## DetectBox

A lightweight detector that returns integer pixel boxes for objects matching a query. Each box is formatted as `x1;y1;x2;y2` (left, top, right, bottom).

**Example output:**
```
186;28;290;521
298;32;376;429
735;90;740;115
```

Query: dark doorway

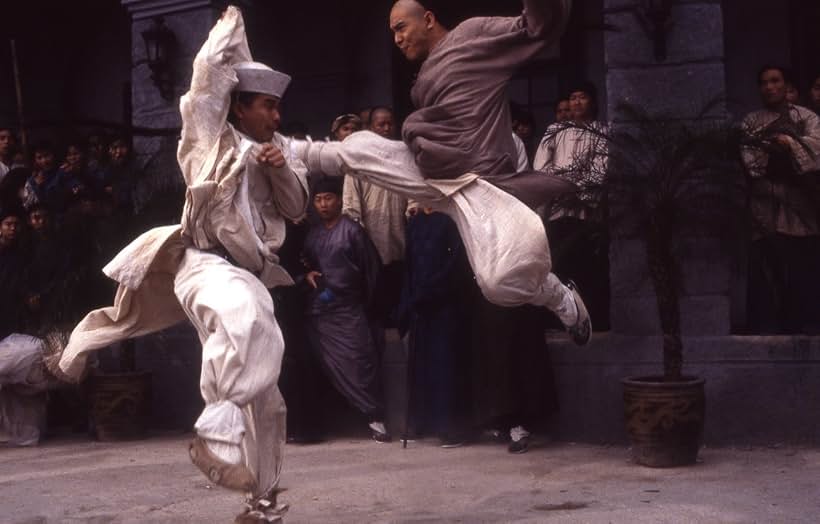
789;0;820;91
0;1;131;136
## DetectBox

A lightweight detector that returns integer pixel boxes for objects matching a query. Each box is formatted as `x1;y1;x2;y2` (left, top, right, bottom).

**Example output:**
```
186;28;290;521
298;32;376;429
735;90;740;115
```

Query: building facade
2;0;818;443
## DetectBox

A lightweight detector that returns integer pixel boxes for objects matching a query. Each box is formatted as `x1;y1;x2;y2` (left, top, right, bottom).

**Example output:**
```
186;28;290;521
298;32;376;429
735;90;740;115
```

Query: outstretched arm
177;6;251;186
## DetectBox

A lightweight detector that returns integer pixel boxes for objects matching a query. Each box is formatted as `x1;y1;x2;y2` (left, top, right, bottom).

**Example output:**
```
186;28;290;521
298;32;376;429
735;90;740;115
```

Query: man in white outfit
55;7;307;522
292;0;591;344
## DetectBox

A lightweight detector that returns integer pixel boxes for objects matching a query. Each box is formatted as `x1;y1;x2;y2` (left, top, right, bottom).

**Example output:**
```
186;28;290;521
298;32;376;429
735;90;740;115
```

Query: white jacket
59;8;307;379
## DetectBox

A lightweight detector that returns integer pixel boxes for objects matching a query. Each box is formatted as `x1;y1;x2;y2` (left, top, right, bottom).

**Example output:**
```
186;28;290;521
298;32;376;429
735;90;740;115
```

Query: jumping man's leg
290;133;591;344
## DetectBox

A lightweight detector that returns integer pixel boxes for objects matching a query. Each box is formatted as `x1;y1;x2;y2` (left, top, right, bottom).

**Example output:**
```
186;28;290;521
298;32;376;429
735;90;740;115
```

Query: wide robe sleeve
177;6;251;187
254;134;308;222
342;176;364;224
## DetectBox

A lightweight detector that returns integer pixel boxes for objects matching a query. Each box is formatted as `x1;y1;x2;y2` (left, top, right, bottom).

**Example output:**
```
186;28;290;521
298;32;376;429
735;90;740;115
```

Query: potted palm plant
543;100;777;467
42;175;184;441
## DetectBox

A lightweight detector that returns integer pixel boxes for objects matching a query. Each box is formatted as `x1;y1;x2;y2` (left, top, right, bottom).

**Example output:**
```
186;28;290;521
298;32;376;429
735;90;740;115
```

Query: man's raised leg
290;133;591;344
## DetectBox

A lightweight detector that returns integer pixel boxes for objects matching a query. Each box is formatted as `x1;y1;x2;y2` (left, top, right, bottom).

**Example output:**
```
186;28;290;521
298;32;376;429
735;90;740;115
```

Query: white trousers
173;249;286;498
0;334;47;447
303;132;568;312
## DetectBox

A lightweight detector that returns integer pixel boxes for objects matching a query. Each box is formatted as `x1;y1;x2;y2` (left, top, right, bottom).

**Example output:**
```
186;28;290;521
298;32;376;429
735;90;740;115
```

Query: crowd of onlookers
0;130;144;446
2;66;820;449
0;131;140;340
278;68;820;452
276;106;560;451
277;88;610;451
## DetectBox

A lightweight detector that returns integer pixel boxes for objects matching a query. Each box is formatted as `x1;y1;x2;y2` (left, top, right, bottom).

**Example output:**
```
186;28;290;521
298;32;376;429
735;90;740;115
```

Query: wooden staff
10;39;28;157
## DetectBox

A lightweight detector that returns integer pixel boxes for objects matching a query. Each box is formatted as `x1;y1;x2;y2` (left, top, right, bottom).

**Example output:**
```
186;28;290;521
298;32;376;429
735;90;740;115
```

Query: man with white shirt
343;107;408;330
512;132;530;172
54;8;307;522
533;81;607;197
533;81;610;330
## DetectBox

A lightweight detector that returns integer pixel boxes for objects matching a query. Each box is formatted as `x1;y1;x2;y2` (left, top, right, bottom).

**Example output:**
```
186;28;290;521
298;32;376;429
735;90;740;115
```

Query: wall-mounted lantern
139;17;175;100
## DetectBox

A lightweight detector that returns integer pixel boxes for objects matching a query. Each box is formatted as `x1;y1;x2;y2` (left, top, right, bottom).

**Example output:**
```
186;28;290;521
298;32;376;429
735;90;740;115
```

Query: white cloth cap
233;61;291;98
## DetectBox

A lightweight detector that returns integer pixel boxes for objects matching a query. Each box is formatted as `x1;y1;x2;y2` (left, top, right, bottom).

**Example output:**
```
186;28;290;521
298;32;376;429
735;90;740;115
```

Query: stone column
121;0;226;205
121;0;227;430
603;0;731;335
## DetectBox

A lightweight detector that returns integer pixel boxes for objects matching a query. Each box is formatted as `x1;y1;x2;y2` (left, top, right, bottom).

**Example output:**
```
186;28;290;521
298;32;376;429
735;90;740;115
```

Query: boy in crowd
302;176;389;442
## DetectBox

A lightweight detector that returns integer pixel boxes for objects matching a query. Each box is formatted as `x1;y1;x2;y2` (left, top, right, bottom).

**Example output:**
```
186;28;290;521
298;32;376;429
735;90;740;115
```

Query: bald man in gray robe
292;0;591;344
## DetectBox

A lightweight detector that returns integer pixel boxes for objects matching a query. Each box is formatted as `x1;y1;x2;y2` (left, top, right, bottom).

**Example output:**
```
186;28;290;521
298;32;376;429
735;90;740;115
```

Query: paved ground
2;434;819;523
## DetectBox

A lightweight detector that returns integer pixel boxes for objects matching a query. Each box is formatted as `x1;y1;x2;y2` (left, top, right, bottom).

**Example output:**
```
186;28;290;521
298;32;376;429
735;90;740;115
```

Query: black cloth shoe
508;426;531;454
508;435;530;454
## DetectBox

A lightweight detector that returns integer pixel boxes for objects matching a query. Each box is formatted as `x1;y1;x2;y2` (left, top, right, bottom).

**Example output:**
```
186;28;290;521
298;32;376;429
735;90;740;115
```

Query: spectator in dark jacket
0;205;28;339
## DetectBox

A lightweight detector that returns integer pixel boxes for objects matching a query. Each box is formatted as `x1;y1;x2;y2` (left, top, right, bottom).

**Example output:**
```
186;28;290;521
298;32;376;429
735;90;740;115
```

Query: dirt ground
2;435;819;523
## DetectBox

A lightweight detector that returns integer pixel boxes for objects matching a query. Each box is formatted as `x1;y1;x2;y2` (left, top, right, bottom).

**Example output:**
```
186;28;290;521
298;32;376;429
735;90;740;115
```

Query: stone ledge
546;332;820;445
609;295;731;336
547;333;820;364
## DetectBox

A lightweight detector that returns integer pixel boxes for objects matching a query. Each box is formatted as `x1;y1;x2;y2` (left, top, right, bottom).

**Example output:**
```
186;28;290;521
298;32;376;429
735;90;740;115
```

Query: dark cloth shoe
508;426;531;454
508;435;530;454
189;437;257;493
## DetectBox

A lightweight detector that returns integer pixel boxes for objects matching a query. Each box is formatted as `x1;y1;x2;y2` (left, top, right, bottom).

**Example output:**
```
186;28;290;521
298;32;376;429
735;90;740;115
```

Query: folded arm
269;161;309;221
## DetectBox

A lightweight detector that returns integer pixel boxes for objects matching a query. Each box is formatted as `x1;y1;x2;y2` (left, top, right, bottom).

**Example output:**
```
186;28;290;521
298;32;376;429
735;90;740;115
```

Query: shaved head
390;0;448;63
392;0;426;17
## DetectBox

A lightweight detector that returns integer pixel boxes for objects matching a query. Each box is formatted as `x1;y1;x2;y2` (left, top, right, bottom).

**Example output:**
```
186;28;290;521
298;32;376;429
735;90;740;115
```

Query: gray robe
302;217;383;418
403;0;573;206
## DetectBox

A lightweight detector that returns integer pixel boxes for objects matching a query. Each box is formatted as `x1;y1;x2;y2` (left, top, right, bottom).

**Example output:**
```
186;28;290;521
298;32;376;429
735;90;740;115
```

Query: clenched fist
257;143;287;169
